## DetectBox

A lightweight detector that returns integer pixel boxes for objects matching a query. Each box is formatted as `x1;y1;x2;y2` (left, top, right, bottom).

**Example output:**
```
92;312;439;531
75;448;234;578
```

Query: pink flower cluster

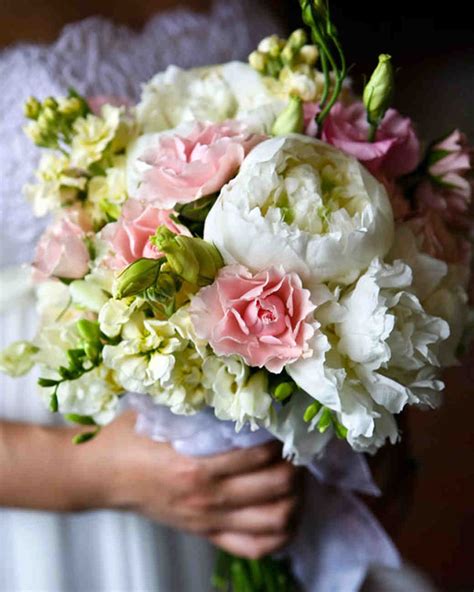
416;129;472;229
137;121;266;209
100;198;189;270
190;265;317;373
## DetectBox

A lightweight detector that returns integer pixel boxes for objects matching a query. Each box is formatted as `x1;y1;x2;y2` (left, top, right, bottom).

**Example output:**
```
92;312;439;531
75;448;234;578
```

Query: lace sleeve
0;0;281;267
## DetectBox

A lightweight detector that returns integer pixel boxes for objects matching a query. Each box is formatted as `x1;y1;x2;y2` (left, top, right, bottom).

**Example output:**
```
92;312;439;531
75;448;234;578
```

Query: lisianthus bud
24;97;41;120
114;257;163;299
151;226;223;286
363;54;394;128
272;95;304;136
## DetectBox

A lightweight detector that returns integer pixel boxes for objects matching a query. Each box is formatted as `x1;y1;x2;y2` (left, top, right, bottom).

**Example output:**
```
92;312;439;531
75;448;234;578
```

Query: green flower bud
298;44;319;66
0;340;39;377
272;95;304;136
114;258;163;299
363;54;394;128
303;400;322;423
76;319;101;344
151;227;223;286
24;96;41;120
281;29;308;65
43;96;58;110
248;50;267;73
258;34;284;58
58;97;83;117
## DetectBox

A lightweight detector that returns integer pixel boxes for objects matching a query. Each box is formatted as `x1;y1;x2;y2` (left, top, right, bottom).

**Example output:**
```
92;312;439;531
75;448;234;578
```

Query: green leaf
72;428;100;445
64;414;97;426
38;377;59;388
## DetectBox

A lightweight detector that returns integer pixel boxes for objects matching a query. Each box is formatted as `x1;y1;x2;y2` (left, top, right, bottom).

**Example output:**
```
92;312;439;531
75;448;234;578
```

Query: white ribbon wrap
128;394;400;591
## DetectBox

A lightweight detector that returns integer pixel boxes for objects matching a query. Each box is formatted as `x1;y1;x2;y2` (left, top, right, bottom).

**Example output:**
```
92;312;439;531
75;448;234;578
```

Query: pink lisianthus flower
100;198;190;270
137;121;266;209
33;212;90;281
415;129;472;229
189;265;317;373
87;96;133;115
409;209;471;266
322;101;420;179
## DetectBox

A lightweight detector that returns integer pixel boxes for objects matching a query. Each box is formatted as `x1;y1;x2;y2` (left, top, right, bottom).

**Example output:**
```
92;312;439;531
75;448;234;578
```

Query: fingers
213;461;302;508
199;441;283;479
208;531;290;560
220;495;300;535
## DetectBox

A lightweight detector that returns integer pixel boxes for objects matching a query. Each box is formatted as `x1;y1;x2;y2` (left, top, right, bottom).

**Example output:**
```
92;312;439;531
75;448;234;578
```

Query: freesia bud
258;34;284;58
114;258;163;299
272;95;304;136
24;97;41;120
248;50;267;73
151;226;223;286
281;29;308;65
43;96;58;110
298;44;319;65
363;54;394;128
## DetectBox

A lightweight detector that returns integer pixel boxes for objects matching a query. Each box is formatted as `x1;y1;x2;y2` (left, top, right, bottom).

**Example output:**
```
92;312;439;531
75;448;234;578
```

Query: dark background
285;3;474;590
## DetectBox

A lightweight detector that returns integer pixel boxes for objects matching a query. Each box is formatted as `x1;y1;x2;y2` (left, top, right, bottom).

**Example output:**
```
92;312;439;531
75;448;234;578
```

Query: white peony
136;62;283;134
286;257;450;452
202;356;273;430
204;135;394;288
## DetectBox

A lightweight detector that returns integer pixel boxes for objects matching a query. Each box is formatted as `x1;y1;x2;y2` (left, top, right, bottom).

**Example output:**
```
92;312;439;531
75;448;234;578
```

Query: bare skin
0;411;302;559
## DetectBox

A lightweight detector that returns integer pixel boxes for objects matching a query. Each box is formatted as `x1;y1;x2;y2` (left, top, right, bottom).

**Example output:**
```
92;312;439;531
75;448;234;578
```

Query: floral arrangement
1;1;472;590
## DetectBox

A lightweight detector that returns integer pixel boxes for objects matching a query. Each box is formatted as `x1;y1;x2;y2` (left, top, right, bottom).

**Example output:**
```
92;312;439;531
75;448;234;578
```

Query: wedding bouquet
1;1;472;590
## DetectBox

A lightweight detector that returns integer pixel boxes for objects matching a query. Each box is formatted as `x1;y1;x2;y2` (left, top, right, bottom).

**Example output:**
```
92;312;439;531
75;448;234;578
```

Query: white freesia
88;155;128;222
48;366;121;425
204;135;394;288
102;309;208;414
136;62;283;134
24;152;87;217
202;356;273;430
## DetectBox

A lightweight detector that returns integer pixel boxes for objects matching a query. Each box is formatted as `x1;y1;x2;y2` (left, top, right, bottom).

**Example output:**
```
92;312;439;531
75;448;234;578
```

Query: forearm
0;420;117;511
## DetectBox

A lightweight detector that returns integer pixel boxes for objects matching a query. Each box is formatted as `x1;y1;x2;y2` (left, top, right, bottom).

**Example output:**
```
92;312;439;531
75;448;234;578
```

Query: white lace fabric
0;0;279;267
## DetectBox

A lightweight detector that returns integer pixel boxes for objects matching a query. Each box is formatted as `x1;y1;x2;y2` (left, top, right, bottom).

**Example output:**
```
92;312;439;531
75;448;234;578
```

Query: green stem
368;122;377;142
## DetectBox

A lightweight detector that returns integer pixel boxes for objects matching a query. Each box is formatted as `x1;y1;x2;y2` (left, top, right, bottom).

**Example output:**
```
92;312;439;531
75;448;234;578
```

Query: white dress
0;4;281;591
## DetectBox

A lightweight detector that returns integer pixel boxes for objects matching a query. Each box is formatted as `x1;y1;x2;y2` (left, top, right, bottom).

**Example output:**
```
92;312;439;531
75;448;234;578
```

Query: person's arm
0;411;302;559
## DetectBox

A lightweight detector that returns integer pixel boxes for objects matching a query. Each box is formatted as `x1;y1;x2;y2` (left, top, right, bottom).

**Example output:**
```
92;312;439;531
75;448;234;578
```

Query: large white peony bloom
136;62;284;134
204;135;394;288
286;257;450;453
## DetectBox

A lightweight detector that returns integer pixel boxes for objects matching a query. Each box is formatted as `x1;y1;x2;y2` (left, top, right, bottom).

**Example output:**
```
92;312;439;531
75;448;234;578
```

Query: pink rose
33;214;90;280
415;129;472;229
189;265;317;373
409;210;471;266
137;121;266;209
322;101;420;179
100;198;189;270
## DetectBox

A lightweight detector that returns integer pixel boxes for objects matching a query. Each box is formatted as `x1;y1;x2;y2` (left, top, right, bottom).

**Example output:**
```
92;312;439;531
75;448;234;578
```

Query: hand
104;411;303;559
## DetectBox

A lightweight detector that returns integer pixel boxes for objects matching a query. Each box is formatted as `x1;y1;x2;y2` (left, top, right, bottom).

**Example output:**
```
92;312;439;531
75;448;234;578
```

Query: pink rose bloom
101;198;189;270
189;265;317;373
33;215;90;280
322;101;420;179
415;129;472;229
137;121;266;209
410;210;471;266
